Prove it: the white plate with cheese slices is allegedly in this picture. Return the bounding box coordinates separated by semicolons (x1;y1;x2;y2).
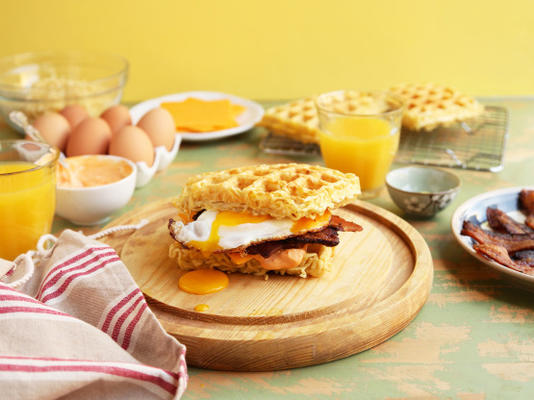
130;91;264;142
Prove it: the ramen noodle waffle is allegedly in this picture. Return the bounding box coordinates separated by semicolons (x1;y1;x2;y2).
169;242;333;278
389;83;485;131
173;163;361;220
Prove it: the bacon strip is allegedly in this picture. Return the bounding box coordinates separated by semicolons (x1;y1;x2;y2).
514;250;534;264
486;207;531;234
519;190;534;215
461;221;534;254
245;216;361;258
473;243;534;275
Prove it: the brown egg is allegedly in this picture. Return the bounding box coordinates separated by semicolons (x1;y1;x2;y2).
136;107;175;150
33;112;71;151
66;117;112;157
59;104;89;128
100;105;132;133
109;126;154;166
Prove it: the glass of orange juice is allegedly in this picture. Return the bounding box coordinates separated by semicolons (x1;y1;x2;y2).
316;90;403;199
0;140;59;260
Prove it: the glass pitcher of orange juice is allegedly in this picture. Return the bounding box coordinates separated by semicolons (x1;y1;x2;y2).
316;90;403;199
0;140;59;260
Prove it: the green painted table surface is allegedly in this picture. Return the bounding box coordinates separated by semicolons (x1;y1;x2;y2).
2;98;534;399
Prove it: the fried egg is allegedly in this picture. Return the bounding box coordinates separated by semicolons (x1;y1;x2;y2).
178;269;229;295
170;209;331;253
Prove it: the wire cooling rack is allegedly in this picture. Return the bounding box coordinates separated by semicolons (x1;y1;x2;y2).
395;106;508;172
259;130;320;156
259;106;508;172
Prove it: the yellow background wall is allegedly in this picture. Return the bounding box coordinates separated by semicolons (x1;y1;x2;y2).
1;0;534;102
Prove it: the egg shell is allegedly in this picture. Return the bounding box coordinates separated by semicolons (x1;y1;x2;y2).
137;107;175;150
101;105;132;133
66;117;112;157
59;104;89;128
109;125;155;166
33;112;71;151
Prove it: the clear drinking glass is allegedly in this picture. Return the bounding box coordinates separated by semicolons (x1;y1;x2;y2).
316;90;403;199
0;140;59;260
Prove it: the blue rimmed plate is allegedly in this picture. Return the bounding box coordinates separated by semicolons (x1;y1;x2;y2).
451;186;534;290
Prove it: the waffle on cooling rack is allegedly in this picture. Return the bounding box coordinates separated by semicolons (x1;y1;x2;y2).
258;91;391;144
389;83;485;131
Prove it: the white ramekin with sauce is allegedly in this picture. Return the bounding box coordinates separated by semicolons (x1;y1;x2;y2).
55;155;136;225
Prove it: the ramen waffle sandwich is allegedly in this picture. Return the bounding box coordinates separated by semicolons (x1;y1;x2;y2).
168;163;362;278
259;91;391;144
389;83;485;131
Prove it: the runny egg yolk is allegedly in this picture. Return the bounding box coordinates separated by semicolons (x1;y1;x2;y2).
290;211;331;234
190;211;269;253
178;269;229;295
187;210;332;254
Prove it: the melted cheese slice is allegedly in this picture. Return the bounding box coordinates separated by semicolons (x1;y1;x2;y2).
161;98;245;132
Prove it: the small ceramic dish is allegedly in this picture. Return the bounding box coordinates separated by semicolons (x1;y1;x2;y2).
55;155;136;225
386;166;461;218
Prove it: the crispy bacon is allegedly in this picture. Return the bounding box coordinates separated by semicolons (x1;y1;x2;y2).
514;250;534;264
461;190;534;276
473;243;534;275
329;215;363;233
245;216;362;258
486;207;531;234
519;190;534;215
461;221;534;254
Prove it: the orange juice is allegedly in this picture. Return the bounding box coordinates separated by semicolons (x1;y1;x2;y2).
319;117;399;192
0;161;56;260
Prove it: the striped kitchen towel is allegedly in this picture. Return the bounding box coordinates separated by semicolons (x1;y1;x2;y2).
0;229;187;400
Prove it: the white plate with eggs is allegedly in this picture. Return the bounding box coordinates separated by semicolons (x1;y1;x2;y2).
129;91;264;142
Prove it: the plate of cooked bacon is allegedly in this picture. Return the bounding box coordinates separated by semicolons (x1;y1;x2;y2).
452;187;534;288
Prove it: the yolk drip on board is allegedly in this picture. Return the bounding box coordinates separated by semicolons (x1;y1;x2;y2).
178;269;229;295
194;304;210;312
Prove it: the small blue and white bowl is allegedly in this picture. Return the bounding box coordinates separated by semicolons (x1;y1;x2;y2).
386;166;461;218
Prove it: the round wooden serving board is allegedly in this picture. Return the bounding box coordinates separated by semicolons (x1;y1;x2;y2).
102;199;433;371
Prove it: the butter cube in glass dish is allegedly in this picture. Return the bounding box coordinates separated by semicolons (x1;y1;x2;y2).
55;155;136;225
386;166;460;218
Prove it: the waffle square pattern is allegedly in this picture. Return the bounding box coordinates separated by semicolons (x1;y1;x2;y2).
174;163;361;220
389;83;485;131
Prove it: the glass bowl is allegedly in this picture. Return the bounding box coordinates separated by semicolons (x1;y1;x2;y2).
0;51;128;130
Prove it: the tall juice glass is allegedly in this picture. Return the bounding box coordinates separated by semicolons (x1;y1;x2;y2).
0;140;59;260
316;90;403;199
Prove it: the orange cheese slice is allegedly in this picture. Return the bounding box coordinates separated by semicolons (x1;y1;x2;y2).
161;98;246;133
